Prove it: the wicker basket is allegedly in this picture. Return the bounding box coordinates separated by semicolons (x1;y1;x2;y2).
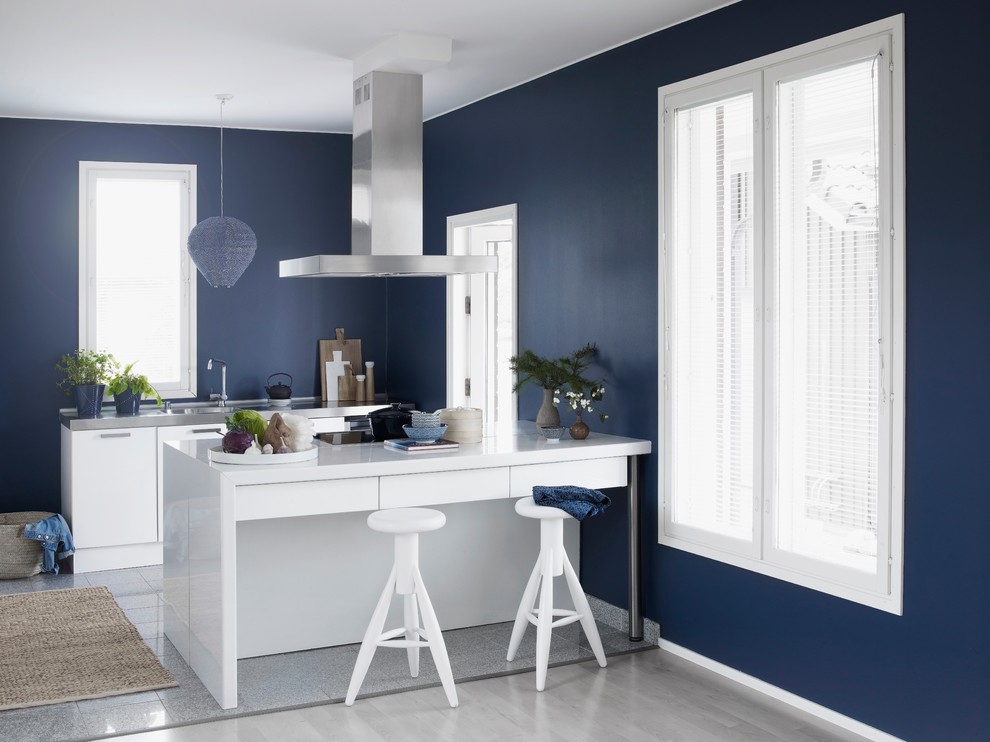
0;511;54;579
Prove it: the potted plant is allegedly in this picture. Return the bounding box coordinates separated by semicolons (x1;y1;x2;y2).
509;342;599;431
107;361;162;415
56;350;118;418
561;384;608;440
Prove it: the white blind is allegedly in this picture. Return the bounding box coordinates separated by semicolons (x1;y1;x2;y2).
670;91;755;542
94;178;184;385
771;57;881;574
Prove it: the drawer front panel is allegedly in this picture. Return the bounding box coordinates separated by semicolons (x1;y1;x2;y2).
510;457;627;498
236;477;378;521
380;467;510;509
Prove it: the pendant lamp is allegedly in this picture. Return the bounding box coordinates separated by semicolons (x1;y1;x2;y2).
187;94;257;288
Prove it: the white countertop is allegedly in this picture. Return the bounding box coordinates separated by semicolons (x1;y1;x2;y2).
167;428;651;486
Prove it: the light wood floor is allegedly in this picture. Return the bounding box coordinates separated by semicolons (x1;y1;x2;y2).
116;649;872;742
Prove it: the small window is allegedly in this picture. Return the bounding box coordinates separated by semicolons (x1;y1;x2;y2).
79;162;197;398
659;17;905;613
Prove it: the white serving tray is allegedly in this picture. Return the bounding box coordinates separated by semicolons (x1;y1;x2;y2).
209;445;318;465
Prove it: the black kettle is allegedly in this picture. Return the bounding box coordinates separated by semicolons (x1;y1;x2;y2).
265;373;293;400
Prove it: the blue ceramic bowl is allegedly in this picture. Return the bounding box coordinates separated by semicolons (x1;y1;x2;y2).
539;426;566;441
402;424;447;443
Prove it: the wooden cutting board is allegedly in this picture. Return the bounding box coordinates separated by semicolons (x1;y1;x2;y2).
319;328;362;400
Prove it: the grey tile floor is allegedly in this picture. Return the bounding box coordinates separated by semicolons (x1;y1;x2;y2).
0;567;657;742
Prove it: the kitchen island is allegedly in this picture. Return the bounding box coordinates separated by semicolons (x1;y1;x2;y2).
162;428;650;709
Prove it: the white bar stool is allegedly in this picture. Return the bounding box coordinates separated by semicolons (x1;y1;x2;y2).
506;495;607;691
345;507;458;708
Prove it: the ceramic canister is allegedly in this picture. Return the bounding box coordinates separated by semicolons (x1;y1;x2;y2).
439;407;483;443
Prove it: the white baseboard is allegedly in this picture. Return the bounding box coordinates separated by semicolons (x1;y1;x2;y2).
72;542;162;573
657;639;904;742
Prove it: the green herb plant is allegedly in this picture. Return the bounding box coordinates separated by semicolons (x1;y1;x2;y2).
107;361;162;406
56;349;118;395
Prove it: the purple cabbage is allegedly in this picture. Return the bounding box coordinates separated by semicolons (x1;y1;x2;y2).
222;430;254;454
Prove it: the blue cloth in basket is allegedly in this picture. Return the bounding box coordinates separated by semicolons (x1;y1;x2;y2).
532;485;611;521
22;514;75;575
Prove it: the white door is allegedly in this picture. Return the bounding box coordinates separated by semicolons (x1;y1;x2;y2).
446;205;517;436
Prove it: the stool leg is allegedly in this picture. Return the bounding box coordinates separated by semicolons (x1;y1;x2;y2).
535;546;554;691
413;567;458;708
507;559;541;662
404;593;420;677
345;566;396;706
562;554;607;668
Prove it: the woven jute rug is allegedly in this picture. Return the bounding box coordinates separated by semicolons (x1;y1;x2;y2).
0;585;177;711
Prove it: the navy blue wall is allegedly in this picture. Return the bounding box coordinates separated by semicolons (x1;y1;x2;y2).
0;118;388;515
407;0;990;739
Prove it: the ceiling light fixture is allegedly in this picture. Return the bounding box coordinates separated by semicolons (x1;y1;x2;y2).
187;94;257;288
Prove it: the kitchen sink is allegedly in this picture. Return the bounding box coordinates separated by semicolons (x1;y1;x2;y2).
160;407;229;416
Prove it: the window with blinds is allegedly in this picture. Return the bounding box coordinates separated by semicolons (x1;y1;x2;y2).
659;17;905;613
79;163;197;398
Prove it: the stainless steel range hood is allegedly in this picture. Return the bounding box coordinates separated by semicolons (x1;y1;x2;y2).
280;66;497;278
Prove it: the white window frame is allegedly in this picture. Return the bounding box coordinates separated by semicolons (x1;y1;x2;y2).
78;161;198;399
658;16;905;614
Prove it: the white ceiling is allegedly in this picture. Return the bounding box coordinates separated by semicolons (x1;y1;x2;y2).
0;0;730;133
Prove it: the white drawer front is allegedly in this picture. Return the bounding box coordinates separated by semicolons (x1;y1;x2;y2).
380;467;510;509
236;477;378;521
510;456;627;498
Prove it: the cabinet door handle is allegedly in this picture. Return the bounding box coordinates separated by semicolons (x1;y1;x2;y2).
100;432;131;439
192;428;223;435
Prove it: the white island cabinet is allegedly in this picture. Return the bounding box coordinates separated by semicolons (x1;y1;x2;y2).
162;429;651;709
59;400;382;573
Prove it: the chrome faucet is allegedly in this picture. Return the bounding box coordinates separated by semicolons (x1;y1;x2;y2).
207;358;228;407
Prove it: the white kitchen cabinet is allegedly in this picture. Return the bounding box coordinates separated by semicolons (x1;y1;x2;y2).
61;426;160;572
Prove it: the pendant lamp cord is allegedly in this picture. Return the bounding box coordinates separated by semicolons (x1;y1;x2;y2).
219;97;225;218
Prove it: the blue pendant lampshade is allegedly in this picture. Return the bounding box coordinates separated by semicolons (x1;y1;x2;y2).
188;216;256;288
187;94;256;288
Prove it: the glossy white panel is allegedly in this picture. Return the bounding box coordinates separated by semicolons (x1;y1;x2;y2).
162;443;196;662
510;456;627;497
235;499;576;658
66;427;158;549
236;477;378;521
379;466;509;508
158;424;225;542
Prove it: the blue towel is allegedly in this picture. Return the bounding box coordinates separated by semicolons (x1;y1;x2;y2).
532;485;611;521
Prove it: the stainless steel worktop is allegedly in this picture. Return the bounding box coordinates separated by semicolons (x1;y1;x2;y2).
59;397;394;431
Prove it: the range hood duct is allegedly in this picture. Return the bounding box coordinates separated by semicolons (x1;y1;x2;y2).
280;69;497;278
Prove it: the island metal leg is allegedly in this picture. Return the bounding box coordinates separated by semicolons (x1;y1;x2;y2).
628;454;642;641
